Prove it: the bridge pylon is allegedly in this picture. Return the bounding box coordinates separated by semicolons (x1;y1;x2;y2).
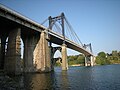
48;13;68;70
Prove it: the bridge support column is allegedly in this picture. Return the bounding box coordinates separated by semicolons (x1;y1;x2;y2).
85;56;89;66
34;31;51;72
4;28;21;75
23;35;37;72
49;46;54;71
90;56;94;66
61;44;68;70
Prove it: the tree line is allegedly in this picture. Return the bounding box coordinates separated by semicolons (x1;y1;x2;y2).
55;54;85;66
55;50;120;66
67;54;85;66
95;50;120;65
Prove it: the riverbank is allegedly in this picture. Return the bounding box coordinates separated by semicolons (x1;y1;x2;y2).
70;64;84;66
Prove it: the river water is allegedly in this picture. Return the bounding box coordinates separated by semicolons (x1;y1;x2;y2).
7;64;120;90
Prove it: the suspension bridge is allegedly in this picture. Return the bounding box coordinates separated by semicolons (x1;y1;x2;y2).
0;4;95;75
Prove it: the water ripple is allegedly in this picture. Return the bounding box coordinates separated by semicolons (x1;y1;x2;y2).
2;64;120;90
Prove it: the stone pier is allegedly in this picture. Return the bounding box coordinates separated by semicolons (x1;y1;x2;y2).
61;44;68;70
49;46;54;71
33;31;51;72
23;33;38;72
90;56;94;66
2;28;52;74
4;28;21;75
23;31;51;73
85;56;89;66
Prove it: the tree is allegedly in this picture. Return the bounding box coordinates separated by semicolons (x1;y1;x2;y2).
77;55;85;64
95;51;107;65
118;51;120;56
67;54;85;65
98;52;106;58
112;50;119;60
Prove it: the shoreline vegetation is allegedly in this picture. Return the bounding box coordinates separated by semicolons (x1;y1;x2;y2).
95;50;120;65
55;50;120;66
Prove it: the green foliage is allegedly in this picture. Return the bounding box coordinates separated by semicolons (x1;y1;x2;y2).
96;52;107;65
95;50;120;65
55;50;120;66
68;54;85;65
77;55;85;64
55;62;61;66
112;50;118;57
98;52;106;58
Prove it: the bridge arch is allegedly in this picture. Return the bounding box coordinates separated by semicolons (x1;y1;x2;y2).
20;38;24;71
0;34;7;69
53;49;62;58
51;47;62;69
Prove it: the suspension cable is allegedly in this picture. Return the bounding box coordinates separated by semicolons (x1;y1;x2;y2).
64;16;83;47
65;20;76;42
40;18;48;25
54;23;62;34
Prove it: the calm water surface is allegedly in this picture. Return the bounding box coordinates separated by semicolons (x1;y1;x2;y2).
14;64;120;90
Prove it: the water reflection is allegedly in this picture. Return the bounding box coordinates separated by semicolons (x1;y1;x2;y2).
13;72;56;90
60;71;70;90
11;65;120;90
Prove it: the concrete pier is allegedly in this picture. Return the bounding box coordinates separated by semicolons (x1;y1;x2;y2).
49;46;54;71
23;31;51;73
61;44;68;70
33;31;51;72
90;56;94;66
85;56;89;66
4;28;21;75
23;34;37;72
